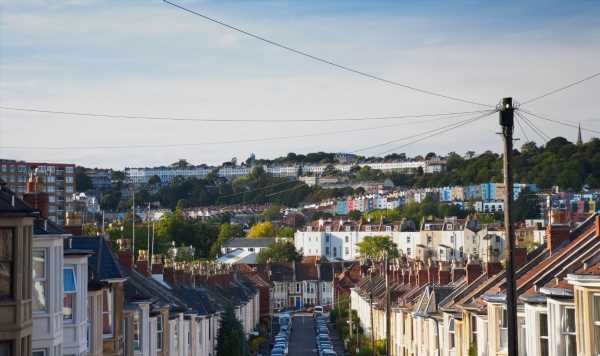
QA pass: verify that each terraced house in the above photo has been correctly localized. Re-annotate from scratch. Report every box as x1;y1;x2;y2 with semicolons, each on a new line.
350;213;600;356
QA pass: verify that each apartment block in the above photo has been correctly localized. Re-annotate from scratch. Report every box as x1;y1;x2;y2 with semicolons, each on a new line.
0;160;75;225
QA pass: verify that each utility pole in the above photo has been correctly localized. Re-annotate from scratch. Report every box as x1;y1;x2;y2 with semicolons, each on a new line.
370;292;375;356
132;188;136;259
385;256;391;356
147;203;151;259
500;97;518;356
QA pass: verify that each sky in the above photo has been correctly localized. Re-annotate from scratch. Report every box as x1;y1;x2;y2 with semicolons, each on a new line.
1;0;599;169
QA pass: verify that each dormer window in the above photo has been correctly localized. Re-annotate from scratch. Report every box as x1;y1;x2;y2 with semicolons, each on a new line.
345;226;351;232
365;226;371;232
385;226;392;232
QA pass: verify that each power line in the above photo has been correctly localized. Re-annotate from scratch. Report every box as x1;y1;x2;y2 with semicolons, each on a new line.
162;0;493;108
218;179;297;199
0;112;483;150
516;111;548;143
373;110;496;156
520;71;600;106
265;183;307;197
0;105;492;123
518;108;600;135
515;114;530;143
349;110;496;154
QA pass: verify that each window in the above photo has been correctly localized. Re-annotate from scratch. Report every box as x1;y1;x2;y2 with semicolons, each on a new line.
64;266;76;321
499;308;508;350
103;288;114;336
427;235;432;244
196;319;202;346
0;341;12;356
133;312;141;351
296;283;300;293
157;315;164;350
407;236;411;243
407;248;411;256
0;228;14;299
448;318;455;349
333;247;337;257
539;312;549;356
325;235;330;243
32;249;47;313
471;315;478;352
345;236;349;243
325;247;330;256
561;307;576;356
593;294;600;355
345;247;349;255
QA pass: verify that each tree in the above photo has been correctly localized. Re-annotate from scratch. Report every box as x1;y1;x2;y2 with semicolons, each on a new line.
277;226;295;238
148;175;161;186
111;171;126;182
216;306;249;356
247;222;276;238
256;241;301;264
210;223;244;258
75;167;93;192
357;235;399;261
347;210;362;221
261;204;282;221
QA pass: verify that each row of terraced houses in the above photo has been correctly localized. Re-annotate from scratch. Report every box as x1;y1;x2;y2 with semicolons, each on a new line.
350;213;600;356
0;180;266;356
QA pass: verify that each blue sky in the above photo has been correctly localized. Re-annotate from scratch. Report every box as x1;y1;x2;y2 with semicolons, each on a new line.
1;0;599;168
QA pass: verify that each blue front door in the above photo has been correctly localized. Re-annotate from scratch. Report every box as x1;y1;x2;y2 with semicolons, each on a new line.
295;297;301;310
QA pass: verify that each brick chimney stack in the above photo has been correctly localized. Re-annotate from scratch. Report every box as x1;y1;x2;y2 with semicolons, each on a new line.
545;224;570;254
135;249;150;276
427;259;439;284
451;260;465;282
466;255;483;284
151;254;164;275
163;259;175;286
417;261;429;286
438;262;451;285
117;239;133;268
514;247;527;270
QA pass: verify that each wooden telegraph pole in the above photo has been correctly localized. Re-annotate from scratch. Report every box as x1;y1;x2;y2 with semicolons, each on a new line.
500;97;518;356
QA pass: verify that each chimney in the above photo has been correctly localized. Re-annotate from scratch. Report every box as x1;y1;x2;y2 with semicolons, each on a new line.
151;254;164;275
451;261;465;282
438;262;451;285
174;262;186;286
466;256;483;284
163;260;175;286
417;261;428;286
514;247;527;269
545;224;570;254
485;261;503;277
117;239;133;268
402;269;409;285
135;249;150;276
595;215;600;237
427;259;438;284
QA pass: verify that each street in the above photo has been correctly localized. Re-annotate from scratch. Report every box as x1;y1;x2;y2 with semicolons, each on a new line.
288;314;316;356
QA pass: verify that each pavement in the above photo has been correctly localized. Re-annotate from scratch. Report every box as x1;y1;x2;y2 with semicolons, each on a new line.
288;314;317;356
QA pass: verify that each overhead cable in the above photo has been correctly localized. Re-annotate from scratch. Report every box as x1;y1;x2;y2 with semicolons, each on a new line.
162;0;493;108
520;72;600;106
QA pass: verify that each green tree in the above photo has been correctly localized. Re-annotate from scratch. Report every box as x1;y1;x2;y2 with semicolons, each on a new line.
261;204;282;221
210;223;244;258
347;210;362;221
357;235;399;261
75;167;93;192
148;175;161;186
247;222;276;238
256;241;301;264
277;226;295;238
216;306;249;356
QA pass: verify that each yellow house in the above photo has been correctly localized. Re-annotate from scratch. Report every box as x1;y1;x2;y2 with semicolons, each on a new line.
567;267;600;356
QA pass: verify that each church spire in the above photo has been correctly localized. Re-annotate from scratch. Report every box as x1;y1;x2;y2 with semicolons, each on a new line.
577;123;583;145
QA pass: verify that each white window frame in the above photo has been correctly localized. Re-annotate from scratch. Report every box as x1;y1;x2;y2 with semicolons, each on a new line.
32;248;48;314
63;266;77;323
499;308;508;351
539;312;549;356
133;311;141;352
448;318;456;350
102;288;114;338
156;315;164;351
561;306;576;356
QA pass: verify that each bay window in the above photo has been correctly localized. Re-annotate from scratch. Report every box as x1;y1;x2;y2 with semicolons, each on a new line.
471;315;478;352
561;307;576;356
103;288;114;337
63;266;76;321
448;318;455;350
32;249;47;312
133;311;141;351
0;228;14;299
499;308;508;350
156;315;164;351
593;294;600;356
539;312;549;356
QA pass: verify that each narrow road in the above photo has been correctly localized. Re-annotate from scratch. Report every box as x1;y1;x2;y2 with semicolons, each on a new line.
288;314;316;356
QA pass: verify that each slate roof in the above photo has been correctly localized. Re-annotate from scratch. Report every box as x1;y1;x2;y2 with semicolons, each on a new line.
33;218;69;236
0;183;36;216
68;237;125;281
